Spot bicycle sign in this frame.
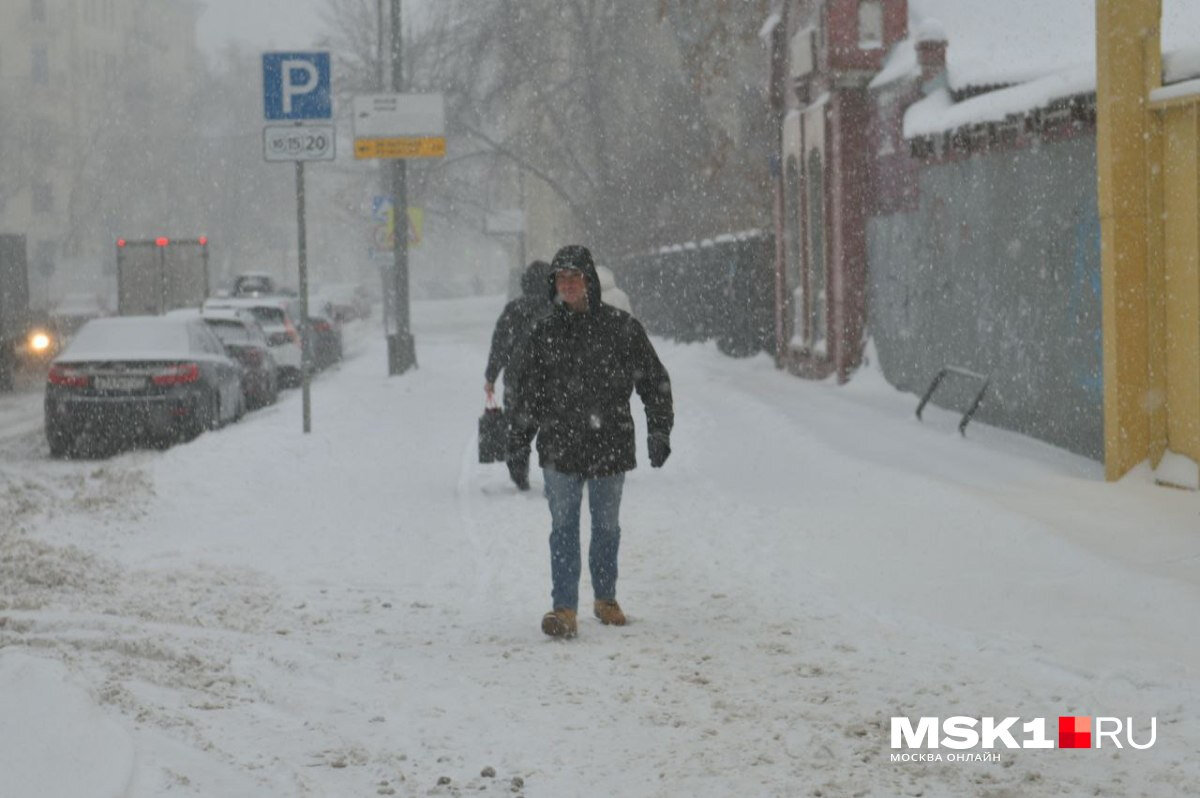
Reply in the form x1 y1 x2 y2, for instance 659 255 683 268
263 124 336 162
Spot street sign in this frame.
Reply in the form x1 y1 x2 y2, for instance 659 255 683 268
263 52 332 120
263 124 336 162
352 94 445 160
355 138 445 159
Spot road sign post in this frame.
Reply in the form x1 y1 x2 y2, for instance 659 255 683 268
263 51 333 433
351 92 445 376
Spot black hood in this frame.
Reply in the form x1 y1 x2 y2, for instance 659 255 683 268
520 260 551 297
548 244 602 309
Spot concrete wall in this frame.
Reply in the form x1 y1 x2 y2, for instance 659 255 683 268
867 135 1103 459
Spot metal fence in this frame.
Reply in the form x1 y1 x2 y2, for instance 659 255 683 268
613 231 775 358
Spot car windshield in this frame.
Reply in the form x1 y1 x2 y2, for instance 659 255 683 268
235 277 273 294
61 319 190 357
248 307 286 326
205 319 254 345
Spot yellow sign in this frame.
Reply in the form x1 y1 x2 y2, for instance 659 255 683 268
354 137 446 159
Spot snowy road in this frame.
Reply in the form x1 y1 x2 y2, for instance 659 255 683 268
1 295 1198 797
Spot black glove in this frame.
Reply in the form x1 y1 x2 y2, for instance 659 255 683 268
507 452 530 490
648 435 670 468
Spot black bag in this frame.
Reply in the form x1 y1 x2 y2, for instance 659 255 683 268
478 404 507 463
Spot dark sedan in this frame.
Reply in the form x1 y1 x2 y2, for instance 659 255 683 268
307 303 344 371
171 307 280 409
202 309 279 408
45 316 244 457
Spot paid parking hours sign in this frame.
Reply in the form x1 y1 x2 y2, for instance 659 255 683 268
262 52 334 162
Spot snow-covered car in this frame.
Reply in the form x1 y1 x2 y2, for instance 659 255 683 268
169 307 279 409
312 282 371 322
230 271 281 297
44 316 244 457
202 296 303 387
306 303 343 371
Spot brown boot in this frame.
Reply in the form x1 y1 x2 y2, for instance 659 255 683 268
541 608 577 638
593 599 626 626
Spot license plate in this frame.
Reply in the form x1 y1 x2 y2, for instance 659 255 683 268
94 375 146 391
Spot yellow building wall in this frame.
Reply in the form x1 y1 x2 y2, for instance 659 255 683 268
1162 106 1200 463
1098 0 1200 479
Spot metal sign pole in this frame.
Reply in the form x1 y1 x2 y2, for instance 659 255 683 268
386 0 416 374
263 51 332 433
296 160 312 434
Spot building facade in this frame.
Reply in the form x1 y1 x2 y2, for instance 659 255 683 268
768 0 1200 470
0 0 200 308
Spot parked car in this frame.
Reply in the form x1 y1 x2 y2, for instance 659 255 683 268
230 271 280 297
312 282 370 322
169 307 279 409
203 309 279 408
44 316 244 457
202 296 303 387
306 302 344 371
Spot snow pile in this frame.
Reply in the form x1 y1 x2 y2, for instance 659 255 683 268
0 652 134 797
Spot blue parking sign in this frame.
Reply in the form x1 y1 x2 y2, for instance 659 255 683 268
263 52 332 120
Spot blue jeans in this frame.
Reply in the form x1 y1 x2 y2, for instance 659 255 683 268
543 467 625 611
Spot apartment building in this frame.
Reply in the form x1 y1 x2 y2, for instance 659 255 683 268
0 0 201 307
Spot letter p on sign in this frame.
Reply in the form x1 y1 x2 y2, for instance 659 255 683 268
263 52 332 121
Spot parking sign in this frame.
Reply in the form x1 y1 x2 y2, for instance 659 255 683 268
263 52 332 120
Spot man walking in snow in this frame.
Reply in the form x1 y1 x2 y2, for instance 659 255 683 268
508 245 673 638
484 259 554 490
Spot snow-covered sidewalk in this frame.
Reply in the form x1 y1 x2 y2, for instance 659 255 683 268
0 294 1197 797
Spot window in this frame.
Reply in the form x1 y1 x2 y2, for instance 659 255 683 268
32 181 53 213
858 0 884 48
31 0 46 23
31 45 48 84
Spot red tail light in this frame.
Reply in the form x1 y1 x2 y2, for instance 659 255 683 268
151 363 200 386
284 318 300 344
48 365 89 387
314 320 331 332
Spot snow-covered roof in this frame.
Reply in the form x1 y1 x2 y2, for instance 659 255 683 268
875 0 1200 138
904 64 1094 139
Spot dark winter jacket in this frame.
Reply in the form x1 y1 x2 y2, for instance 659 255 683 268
509 246 673 477
484 261 553 392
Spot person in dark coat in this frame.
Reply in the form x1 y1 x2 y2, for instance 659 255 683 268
508 244 673 638
484 260 553 489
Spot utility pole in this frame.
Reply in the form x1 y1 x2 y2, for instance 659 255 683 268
386 0 416 374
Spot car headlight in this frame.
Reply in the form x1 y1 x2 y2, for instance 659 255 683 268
29 331 52 352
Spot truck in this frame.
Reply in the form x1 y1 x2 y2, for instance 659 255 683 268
116 236 210 316
0 234 31 391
